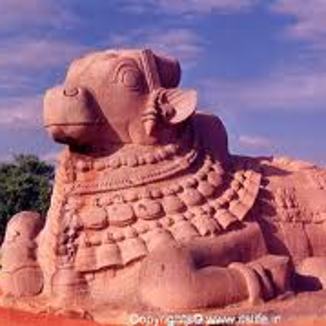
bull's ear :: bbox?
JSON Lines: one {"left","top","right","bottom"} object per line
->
{"left": 142, "top": 88, "right": 197, "bottom": 136}
{"left": 159, "top": 88, "right": 197, "bottom": 124}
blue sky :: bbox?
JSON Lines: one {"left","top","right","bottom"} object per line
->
{"left": 0, "top": 0, "right": 325, "bottom": 165}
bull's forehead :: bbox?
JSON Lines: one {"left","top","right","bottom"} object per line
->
{"left": 65, "top": 49, "right": 144, "bottom": 84}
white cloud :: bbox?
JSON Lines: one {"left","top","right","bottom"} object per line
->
{"left": 238, "top": 135, "right": 273, "bottom": 149}
{"left": 0, "top": 0, "right": 50, "bottom": 21}
{"left": 0, "top": 74, "right": 35, "bottom": 93}
{"left": 0, "top": 0, "right": 85, "bottom": 93}
{"left": 0, "top": 39, "right": 88, "bottom": 71}
{"left": 0, "top": 96, "right": 42, "bottom": 128}
{"left": 40, "top": 150, "right": 60, "bottom": 165}
{"left": 0, "top": 38, "right": 89, "bottom": 93}
{"left": 195, "top": 0, "right": 326, "bottom": 114}
{"left": 109, "top": 28, "right": 204, "bottom": 68}
{"left": 201, "top": 70, "right": 326, "bottom": 112}
{"left": 0, "top": 0, "right": 76, "bottom": 28}
{"left": 271, "top": 0, "right": 326, "bottom": 48}
{"left": 118, "top": 0, "right": 258, "bottom": 14}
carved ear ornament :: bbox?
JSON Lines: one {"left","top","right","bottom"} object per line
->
{"left": 140, "top": 49, "right": 198, "bottom": 136}
{"left": 141, "top": 89, "right": 161, "bottom": 136}
{"left": 141, "top": 87, "right": 198, "bottom": 135}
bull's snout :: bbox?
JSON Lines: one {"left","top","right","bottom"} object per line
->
{"left": 43, "top": 85, "right": 105, "bottom": 146}
{"left": 43, "top": 85, "right": 102, "bottom": 127}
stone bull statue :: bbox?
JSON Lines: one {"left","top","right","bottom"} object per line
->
{"left": 1, "top": 48, "right": 326, "bottom": 312}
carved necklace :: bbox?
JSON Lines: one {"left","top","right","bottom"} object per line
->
{"left": 74, "top": 142, "right": 181, "bottom": 172}
{"left": 67, "top": 127, "right": 203, "bottom": 193}
{"left": 54, "top": 130, "right": 262, "bottom": 272}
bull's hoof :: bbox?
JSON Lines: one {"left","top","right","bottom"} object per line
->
{"left": 295, "top": 257, "right": 326, "bottom": 291}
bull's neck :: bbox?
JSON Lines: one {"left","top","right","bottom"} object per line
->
{"left": 55, "top": 125, "right": 225, "bottom": 194}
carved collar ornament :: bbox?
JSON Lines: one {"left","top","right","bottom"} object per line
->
{"left": 52, "top": 128, "right": 262, "bottom": 273}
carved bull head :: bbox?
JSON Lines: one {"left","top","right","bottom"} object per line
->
{"left": 43, "top": 49, "right": 197, "bottom": 151}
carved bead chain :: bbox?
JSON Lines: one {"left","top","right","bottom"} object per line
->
{"left": 74, "top": 144, "right": 180, "bottom": 172}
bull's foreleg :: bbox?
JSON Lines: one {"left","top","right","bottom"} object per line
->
{"left": 139, "top": 222, "right": 292, "bottom": 310}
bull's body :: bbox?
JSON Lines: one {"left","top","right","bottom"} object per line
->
{"left": 1, "top": 49, "right": 325, "bottom": 312}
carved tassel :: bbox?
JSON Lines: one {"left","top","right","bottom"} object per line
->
{"left": 143, "top": 119, "right": 156, "bottom": 136}
{"left": 141, "top": 94, "right": 159, "bottom": 136}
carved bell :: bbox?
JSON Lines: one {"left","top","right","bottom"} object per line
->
{"left": 134, "top": 199, "right": 164, "bottom": 220}
{"left": 106, "top": 203, "right": 136, "bottom": 227}
{"left": 75, "top": 245, "right": 97, "bottom": 272}
{"left": 161, "top": 195, "right": 186, "bottom": 214}
{"left": 78, "top": 207, "right": 108, "bottom": 230}
{"left": 197, "top": 180, "right": 216, "bottom": 198}
{"left": 96, "top": 243, "right": 122, "bottom": 269}
{"left": 170, "top": 220, "right": 199, "bottom": 241}
{"left": 191, "top": 214, "right": 221, "bottom": 236}
{"left": 119, "top": 238, "right": 148, "bottom": 265}
{"left": 141, "top": 228, "right": 175, "bottom": 251}
{"left": 214, "top": 209, "right": 238, "bottom": 230}
{"left": 179, "top": 188, "right": 204, "bottom": 207}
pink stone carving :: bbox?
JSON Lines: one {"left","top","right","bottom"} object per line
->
{"left": 1, "top": 48, "right": 326, "bottom": 322}
{"left": 0, "top": 211, "right": 44, "bottom": 297}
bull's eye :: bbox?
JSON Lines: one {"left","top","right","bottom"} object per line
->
{"left": 121, "top": 69, "right": 142, "bottom": 88}
{"left": 111, "top": 59, "right": 144, "bottom": 91}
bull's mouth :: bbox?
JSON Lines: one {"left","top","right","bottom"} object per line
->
{"left": 43, "top": 85, "right": 106, "bottom": 130}
{"left": 44, "top": 120, "right": 106, "bottom": 128}
{"left": 44, "top": 122, "right": 106, "bottom": 147}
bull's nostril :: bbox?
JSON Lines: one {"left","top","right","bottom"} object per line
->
{"left": 63, "top": 87, "right": 79, "bottom": 97}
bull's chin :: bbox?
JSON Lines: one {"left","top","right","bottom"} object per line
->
{"left": 45, "top": 123, "right": 98, "bottom": 146}
{"left": 45, "top": 123, "right": 126, "bottom": 155}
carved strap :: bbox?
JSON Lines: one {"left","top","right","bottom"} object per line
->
{"left": 140, "top": 49, "right": 161, "bottom": 91}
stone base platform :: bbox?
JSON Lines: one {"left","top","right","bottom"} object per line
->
{"left": 2, "top": 290, "right": 326, "bottom": 325}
